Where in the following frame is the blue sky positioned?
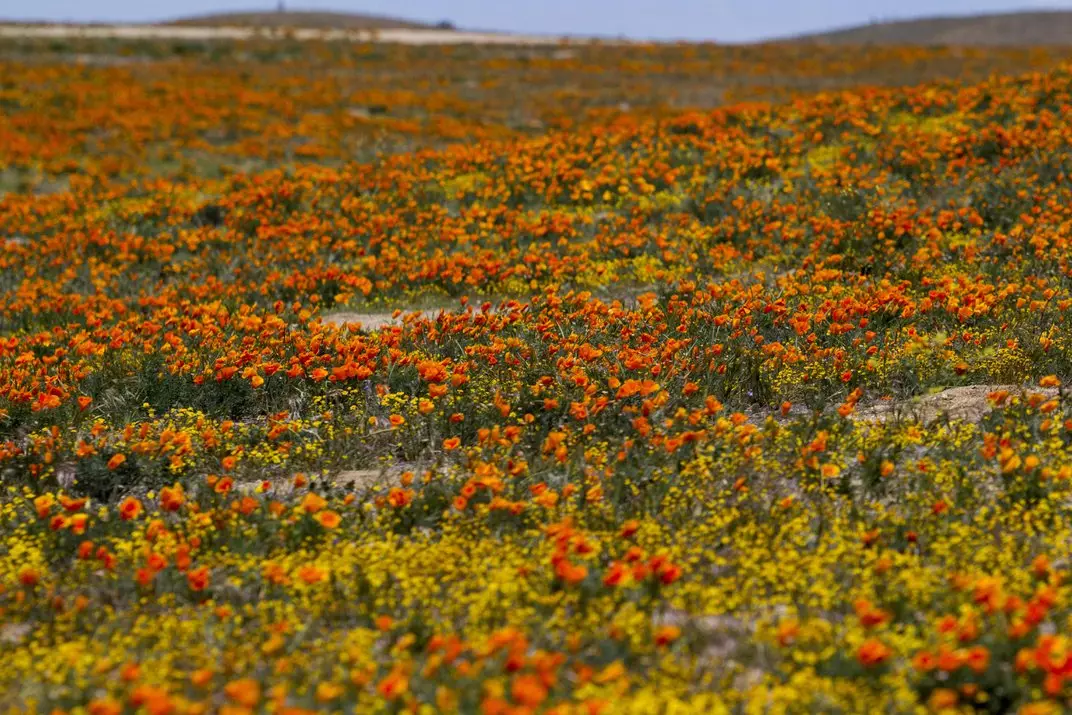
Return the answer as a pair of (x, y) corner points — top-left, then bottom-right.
(4, 1), (1071, 42)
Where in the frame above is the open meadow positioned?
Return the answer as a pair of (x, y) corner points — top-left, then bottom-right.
(5, 27), (1072, 714)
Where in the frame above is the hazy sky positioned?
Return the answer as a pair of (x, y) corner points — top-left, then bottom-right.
(4, 1), (1071, 41)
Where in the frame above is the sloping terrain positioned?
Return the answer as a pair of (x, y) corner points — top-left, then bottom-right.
(789, 10), (1072, 46)
(164, 10), (444, 31)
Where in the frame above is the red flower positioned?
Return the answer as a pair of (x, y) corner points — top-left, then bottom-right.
(118, 497), (142, 521)
(654, 625), (681, 646)
(159, 484), (185, 512)
(377, 670), (409, 700)
(857, 639), (892, 668)
(387, 488), (414, 508)
(602, 561), (628, 588)
(186, 566), (210, 592)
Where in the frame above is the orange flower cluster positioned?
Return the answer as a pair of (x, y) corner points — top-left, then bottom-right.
(5, 35), (1072, 714)
(1, 36), (1070, 191)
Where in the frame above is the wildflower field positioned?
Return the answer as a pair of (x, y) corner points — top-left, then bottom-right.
(5, 34), (1072, 714)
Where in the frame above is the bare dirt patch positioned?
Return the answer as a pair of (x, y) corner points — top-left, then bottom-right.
(236, 466), (408, 496)
(0, 623), (32, 645)
(320, 310), (441, 331)
(855, 384), (1058, 424)
(335, 468), (408, 490)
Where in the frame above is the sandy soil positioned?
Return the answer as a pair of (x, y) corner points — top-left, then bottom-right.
(0, 24), (594, 46)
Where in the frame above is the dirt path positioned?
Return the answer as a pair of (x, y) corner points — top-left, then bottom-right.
(0, 24), (598, 46)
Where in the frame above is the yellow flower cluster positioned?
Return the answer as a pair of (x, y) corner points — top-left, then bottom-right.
(3, 34), (1072, 715)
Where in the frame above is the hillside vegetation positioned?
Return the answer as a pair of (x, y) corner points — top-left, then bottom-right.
(790, 10), (1072, 46)
(165, 10), (442, 31)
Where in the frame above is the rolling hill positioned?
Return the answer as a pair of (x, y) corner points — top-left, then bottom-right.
(164, 10), (451, 31)
(785, 10), (1072, 46)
